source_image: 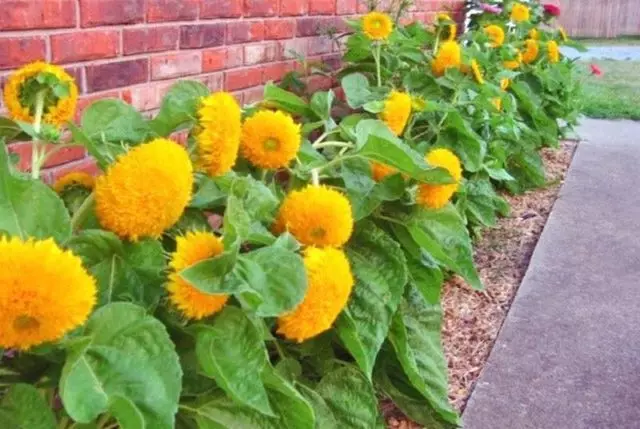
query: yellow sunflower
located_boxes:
[511,3,530,22]
[380,91,412,136]
[196,92,242,177]
[277,247,354,343]
[529,28,539,40]
[95,138,194,241]
[491,97,503,111]
[274,185,353,248]
[417,148,462,209]
[471,60,484,84]
[522,39,540,64]
[558,27,569,42]
[167,231,228,320]
[411,96,427,112]
[484,25,505,47]
[0,237,96,350]
[503,51,523,70]
[52,172,95,194]
[362,12,393,41]
[241,110,301,169]
[432,41,461,76]
[371,162,398,182]
[500,78,510,91]
[547,40,560,63]
[3,61,78,127]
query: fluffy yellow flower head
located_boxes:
[432,41,461,76]
[471,60,484,84]
[500,78,510,91]
[511,3,530,22]
[371,162,398,182]
[275,185,353,248]
[529,28,539,40]
[417,148,462,209]
[0,237,96,350]
[503,51,523,70]
[523,39,540,64]
[484,25,505,47]
[53,172,95,194]
[547,40,560,63]
[167,231,228,320]
[380,91,412,136]
[491,97,503,111]
[95,138,193,241]
[277,247,354,342]
[241,110,301,169]
[196,92,242,177]
[362,12,393,41]
[3,61,78,127]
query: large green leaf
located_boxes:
[335,222,408,379]
[439,111,486,172]
[407,205,482,290]
[60,303,182,429]
[195,307,273,416]
[315,366,384,429]
[68,122,110,169]
[263,84,312,116]
[341,73,373,108]
[149,80,209,136]
[0,384,56,429]
[67,230,166,308]
[0,117,27,141]
[388,285,459,425]
[0,146,70,243]
[355,120,453,184]
[298,385,339,429]
[81,99,150,144]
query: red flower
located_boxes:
[590,64,603,76]
[543,4,561,16]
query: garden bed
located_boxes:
[387,140,578,428]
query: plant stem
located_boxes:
[31,90,46,179]
[317,154,358,173]
[310,168,320,185]
[374,42,383,87]
[70,193,95,232]
[312,141,354,150]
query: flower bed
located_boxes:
[0,2,582,428]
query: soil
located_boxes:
[387,140,578,428]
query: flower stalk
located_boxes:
[31,90,46,179]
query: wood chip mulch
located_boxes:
[388,140,578,428]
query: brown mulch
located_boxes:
[387,141,578,428]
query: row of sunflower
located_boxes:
[0,2,581,428]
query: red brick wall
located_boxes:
[0,0,462,180]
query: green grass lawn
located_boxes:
[576,36,640,46]
[577,60,640,120]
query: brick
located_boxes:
[244,0,277,17]
[309,0,335,15]
[244,42,278,65]
[180,24,226,49]
[64,66,84,93]
[0,0,75,30]
[262,61,294,83]
[227,21,264,44]
[46,158,100,184]
[74,91,121,121]
[201,0,243,18]
[147,0,199,22]
[199,73,224,92]
[264,19,295,40]
[86,59,149,92]
[280,38,307,60]
[202,47,244,72]
[225,67,263,91]
[280,0,307,16]
[151,52,202,80]
[8,142,86,171]
[243,85,264,104]
[307,36,332,56]
[0,37,46,70]
[122,85,161,111]
[307,75,333,92]
[80,0,143,27]
[322,53,341,70]
[336,0,357,14]
[123,27,180,55]
[297,17,334,37]
[51,31,119,64]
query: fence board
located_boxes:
[560,0,640,38]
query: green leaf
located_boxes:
[315,366,384,429]
[440,111,486,172]
[388,285,459,425]
[356,120,453,184]
[298,385,339,429]
[0,146,71,243]
[407,205,482,290]
[0,117,27,141]
[149,80,209,136]
[68,122,110,169]
[341,73,373,109]
[60,303,182,429]
[310,90,335,122]
[335,221,408,379]
[195,307,273,416]
[0,384,56,429]
[81,99,150,144]
[67,230,166,308]
[263,84,312,116]
[261,366,315,429]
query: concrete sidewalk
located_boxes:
[463,119,640,429]
[562,45,640,61]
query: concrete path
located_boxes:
[463,119,640,429]
[562,45,640,61]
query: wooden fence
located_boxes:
[560,0,640,38]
